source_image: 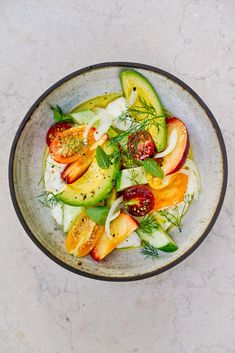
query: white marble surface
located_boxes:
[0,0,234,352]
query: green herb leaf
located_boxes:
[158,193,194,232]
[96,146,110,169]
[37,191,61,208]
[86,206,110,225]
[139,214,160,235]
[143,159,164,178]
[109,97,166,148]
[141,242,159,258]
[51,105,73,123]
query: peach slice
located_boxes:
[161,118,189,175]
[90,213,138,261]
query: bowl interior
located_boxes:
[11,64,225,280]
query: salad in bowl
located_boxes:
[39,69,200,262]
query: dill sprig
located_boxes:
[37,191,62,208]
[58,135,84,156]
[110,97,166,148]
[129,97,159,119]
[108,149,121,164]
[139,214,161,235]
[141,243,159,258]
[158,194,194,232]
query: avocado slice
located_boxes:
[106,187,117,207]
[57,142,120,206]
[70,92,121,113]
[120,70,166,152]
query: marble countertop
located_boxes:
[0,1,234,352]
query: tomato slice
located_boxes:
[128,130,155,160]
[123,185,155,216]
[66,213,104,257]
[49,126,96,164]
[61,133,109,184]
[150,173,188,211]
[46,122,72,146]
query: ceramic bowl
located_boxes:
[9,62,227,281]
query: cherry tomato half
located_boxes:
[123,185,155,217]
[49,126,96,164]
[46,122,72,146]
[128,130,155,160]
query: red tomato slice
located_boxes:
[128,130,155,160]
[49,126,96,164]
[46,122,72,146]
[123,185,155,216]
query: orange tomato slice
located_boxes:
[66,212,104,257]
[150,173,188,211]
[148,174,166,189]
[49,126,96,164]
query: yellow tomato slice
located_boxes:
[66,213,104,257]
[148,174,166,189]
[150,173,188,211]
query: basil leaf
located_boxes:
[143,158,164,178]
[96,146,110,169]
[51,105,73,123]
[54,111,62,122]
[86,206,110,225]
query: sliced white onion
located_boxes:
[93,110,113,141]
[106,97,132,131]
[182,159,201,200]
[83,110,113,144]
[105,196,123,239]
[184,159,200,185]
[83,115,101,145]
[106,97,128,117]
[155,129,178,158]
[128,88,138,106]
[109,210,120,222]
[179,169,190,176]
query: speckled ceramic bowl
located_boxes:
[9,62,227,281]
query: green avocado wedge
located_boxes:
[57,142,120,206]
[120,70,166,152]
[70,92,121,113]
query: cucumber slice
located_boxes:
[63,204,84,233]
[120,70,166,152]
[116,167,148,192]
[51,204,63,226]
[70,110,95,125]
[137,225,178,252]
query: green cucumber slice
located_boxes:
[116,167,148,192]
[137,224,178,252]
[63,204,84,233]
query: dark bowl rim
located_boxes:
[8,61,228,282]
